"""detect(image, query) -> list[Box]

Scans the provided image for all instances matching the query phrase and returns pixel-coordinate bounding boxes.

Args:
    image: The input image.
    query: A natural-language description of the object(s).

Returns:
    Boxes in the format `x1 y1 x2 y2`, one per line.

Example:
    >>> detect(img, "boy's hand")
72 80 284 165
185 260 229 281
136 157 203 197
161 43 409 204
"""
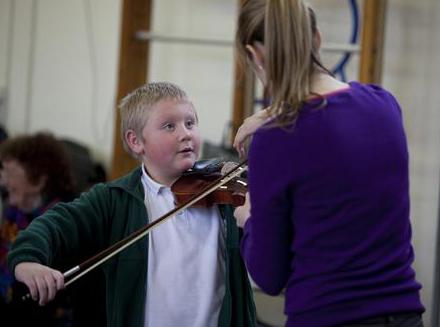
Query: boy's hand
234 192 251 228
15 262 65 306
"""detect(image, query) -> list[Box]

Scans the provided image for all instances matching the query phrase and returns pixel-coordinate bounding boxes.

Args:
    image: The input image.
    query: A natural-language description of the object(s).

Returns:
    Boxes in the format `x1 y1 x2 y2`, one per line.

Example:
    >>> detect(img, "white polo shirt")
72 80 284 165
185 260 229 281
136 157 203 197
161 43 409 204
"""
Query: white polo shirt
141 166 226 327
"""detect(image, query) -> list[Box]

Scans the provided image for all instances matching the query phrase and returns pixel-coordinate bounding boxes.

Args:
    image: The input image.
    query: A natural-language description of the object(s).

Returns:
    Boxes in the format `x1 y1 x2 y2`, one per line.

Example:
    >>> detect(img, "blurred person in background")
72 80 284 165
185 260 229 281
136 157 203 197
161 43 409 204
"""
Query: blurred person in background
0 125 8 225
0 132 75 326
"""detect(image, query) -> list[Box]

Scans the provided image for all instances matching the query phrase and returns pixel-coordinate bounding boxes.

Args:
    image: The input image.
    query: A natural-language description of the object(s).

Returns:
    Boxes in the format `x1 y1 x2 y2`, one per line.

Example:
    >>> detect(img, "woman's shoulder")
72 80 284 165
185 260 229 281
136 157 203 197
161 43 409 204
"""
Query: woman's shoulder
346 81 401 113
348 81 397 99
305 80 400 113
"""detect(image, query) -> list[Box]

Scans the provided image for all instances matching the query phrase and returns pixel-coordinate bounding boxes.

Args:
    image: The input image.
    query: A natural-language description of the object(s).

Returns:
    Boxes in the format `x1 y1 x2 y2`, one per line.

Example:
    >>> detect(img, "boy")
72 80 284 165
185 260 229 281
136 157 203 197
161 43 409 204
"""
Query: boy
8 82 256 327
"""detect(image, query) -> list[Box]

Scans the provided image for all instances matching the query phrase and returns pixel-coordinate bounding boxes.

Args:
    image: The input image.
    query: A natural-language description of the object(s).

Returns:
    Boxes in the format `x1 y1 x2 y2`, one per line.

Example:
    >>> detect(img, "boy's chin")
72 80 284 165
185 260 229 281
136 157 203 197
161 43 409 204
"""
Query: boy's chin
175 157 197 172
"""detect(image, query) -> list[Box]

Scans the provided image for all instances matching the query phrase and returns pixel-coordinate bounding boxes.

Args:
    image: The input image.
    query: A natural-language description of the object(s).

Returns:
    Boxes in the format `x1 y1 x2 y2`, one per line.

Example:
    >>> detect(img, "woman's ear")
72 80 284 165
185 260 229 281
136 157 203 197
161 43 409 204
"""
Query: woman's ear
313 28 322 50
125 130 143 155
245 41 265 71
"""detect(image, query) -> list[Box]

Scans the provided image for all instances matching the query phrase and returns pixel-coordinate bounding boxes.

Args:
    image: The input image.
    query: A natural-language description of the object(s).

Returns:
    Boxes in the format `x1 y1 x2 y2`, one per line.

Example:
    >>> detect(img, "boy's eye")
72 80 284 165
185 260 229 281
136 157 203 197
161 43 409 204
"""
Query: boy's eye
186 120 197 128
163 123 175 130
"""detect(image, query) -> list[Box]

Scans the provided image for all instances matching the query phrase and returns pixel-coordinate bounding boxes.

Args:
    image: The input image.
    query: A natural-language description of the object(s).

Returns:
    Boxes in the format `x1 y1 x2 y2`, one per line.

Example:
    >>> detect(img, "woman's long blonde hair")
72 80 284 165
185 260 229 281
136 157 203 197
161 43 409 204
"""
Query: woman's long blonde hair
236 0 330 126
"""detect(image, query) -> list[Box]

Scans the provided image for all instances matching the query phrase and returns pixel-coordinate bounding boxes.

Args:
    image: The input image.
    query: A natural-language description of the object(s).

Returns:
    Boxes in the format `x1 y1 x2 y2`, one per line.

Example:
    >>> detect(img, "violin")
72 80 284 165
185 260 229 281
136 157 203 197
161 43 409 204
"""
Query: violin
171 158 247 207
22 159 248 300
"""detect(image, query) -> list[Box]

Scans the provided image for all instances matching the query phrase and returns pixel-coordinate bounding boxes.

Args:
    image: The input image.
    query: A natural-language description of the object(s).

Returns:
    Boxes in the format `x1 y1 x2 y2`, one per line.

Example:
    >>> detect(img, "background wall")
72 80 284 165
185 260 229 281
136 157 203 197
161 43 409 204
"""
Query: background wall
0 0 121 167
149 0 238 148
384 2 440 326
0 0 438 326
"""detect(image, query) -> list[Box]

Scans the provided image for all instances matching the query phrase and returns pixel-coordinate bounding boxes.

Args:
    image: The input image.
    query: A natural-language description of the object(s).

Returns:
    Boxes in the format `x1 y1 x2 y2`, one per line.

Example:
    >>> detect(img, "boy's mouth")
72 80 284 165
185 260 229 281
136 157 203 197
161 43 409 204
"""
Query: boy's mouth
178 147 193 154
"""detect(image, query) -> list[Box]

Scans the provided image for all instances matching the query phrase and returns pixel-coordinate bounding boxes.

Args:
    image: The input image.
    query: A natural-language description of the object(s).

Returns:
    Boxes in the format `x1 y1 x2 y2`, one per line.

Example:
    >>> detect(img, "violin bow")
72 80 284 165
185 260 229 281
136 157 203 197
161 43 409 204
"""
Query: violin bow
23 160 248 300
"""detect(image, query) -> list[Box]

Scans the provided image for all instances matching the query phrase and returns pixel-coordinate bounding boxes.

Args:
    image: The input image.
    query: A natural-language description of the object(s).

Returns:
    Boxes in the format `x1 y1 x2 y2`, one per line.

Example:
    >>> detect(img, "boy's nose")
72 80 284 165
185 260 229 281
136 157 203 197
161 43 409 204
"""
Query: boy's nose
179 126 192 140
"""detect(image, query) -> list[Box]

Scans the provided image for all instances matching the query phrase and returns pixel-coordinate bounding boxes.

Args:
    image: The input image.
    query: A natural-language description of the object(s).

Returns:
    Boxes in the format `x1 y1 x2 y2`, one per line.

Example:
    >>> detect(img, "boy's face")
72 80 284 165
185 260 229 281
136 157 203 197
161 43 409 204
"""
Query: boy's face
135 98 201 186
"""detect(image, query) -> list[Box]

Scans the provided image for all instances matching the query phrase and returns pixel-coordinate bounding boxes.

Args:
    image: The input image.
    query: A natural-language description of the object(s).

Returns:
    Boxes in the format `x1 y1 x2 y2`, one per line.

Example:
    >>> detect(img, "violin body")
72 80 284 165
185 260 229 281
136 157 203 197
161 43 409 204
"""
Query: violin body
171 163 247 207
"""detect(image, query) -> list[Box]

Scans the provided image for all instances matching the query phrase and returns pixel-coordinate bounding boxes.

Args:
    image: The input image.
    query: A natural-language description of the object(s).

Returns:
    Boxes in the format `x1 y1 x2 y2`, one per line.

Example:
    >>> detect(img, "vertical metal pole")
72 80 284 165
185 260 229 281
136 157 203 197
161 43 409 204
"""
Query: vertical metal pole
359 0 387 85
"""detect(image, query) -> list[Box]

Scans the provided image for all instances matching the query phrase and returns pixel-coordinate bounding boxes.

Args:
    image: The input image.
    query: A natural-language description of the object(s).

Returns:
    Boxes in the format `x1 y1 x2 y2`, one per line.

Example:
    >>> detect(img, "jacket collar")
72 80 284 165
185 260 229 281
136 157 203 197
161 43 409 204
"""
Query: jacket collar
107 166 145 202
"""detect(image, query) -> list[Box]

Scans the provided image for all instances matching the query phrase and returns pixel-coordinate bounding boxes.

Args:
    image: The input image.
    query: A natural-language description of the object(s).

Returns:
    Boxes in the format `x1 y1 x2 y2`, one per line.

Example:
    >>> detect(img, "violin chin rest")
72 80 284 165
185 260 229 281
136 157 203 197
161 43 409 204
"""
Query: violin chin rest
187 158 224 175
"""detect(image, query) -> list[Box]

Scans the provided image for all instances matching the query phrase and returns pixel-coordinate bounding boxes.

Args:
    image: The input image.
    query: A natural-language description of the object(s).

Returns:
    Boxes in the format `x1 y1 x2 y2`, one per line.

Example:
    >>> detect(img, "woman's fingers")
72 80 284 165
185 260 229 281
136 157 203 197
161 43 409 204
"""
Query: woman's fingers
233 127 250 159
221 162 239 175
233 124 249 154
233 109 269 158
234 192 251 228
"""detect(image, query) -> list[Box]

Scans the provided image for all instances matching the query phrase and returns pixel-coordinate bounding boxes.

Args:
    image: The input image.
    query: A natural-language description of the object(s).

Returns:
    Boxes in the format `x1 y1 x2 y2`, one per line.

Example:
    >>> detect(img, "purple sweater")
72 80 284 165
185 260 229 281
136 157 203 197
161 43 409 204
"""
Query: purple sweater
242 82 424 327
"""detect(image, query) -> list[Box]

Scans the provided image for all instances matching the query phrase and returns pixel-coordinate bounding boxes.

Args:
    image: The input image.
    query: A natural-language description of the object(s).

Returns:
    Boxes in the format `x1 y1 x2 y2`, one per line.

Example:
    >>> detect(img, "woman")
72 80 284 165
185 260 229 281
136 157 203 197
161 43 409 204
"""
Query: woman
0 132 75 326
233 1 424 326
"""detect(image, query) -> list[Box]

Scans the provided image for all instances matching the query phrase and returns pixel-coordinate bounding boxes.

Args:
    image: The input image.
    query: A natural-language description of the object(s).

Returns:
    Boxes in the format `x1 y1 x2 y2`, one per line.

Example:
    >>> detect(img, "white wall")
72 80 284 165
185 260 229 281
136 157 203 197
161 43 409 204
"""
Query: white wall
383 1 440 325
0 0 439 325
148 0 238 147
0 0 122 169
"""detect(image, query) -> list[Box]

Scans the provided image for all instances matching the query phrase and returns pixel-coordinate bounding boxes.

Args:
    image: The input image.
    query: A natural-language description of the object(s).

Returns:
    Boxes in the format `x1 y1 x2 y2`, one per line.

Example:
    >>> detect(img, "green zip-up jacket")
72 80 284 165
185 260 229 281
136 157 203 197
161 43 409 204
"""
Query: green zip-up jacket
8 167 256 327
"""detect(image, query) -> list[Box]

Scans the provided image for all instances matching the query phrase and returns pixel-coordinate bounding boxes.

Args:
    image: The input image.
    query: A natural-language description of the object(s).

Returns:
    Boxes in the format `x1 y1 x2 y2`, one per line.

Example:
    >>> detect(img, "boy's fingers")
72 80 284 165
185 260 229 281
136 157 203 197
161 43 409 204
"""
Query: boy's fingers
35 277 48 305
44 274 57 302
28 280 38 301
53 270 65 290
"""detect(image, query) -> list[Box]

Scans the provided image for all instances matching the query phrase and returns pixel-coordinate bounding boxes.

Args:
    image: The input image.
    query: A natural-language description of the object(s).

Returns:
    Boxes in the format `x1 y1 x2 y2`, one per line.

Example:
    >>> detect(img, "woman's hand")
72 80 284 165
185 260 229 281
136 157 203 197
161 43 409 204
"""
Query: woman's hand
234 192 251 228
15 262 65 306
233 109 270 158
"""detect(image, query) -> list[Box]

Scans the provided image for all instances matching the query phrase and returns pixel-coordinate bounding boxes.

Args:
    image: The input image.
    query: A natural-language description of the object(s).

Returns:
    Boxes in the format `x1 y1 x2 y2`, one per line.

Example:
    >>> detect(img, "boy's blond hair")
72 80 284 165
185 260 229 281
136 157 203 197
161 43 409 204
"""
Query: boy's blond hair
119 82 188 158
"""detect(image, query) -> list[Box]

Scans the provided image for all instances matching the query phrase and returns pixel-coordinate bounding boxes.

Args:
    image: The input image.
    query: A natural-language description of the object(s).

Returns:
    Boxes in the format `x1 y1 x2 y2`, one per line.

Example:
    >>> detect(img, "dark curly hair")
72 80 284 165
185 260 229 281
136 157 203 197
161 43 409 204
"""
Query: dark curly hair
0 132 74 200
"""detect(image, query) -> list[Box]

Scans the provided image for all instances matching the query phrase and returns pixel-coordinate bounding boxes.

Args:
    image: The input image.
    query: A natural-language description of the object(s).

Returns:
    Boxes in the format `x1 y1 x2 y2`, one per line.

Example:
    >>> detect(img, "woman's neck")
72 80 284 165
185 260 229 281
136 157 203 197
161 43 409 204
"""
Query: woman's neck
310 72 349 97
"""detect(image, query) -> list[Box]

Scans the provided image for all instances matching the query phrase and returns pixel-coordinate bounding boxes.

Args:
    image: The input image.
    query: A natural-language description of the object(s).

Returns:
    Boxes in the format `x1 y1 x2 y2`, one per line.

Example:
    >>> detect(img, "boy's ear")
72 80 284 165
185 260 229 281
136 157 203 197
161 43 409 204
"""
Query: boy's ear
125 130 143 155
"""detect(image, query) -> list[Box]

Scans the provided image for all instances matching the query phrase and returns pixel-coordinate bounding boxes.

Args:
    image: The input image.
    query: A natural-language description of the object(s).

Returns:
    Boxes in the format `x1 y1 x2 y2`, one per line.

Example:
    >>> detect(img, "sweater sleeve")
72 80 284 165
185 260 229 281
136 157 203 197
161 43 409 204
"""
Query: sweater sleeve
8 183 111 273
241 129 294 295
